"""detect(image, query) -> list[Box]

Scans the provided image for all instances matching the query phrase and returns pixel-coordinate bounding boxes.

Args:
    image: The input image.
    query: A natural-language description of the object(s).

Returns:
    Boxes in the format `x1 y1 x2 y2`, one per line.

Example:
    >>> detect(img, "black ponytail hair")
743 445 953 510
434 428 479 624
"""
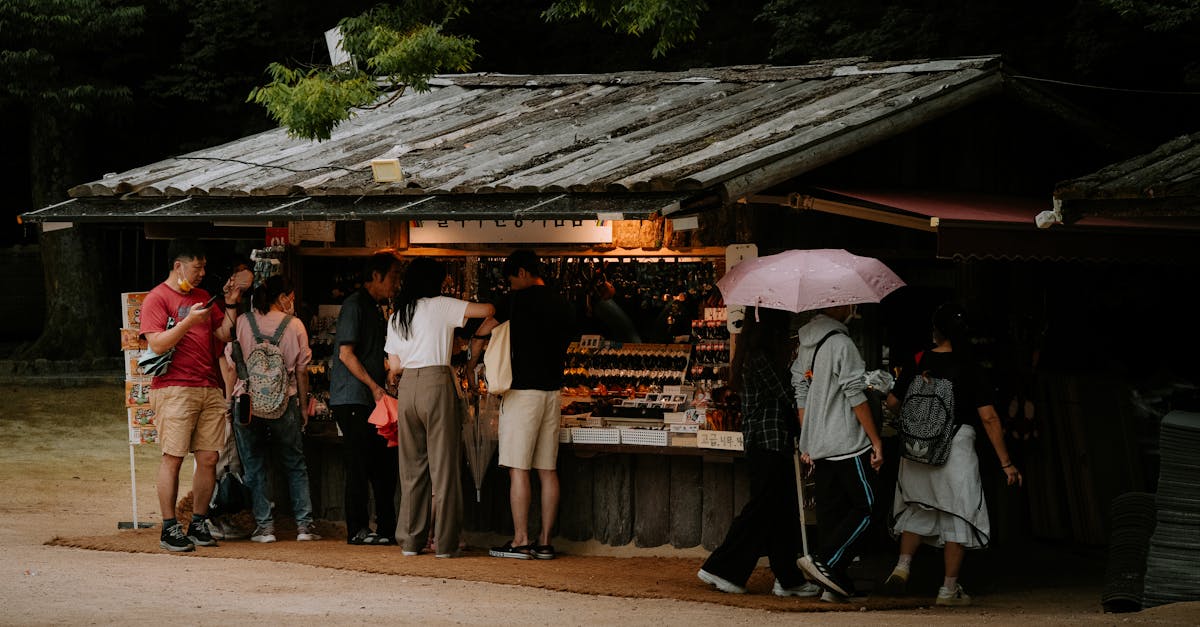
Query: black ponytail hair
252 275 293 315
729 306 793 394
392 257 446 338
932 302 970 350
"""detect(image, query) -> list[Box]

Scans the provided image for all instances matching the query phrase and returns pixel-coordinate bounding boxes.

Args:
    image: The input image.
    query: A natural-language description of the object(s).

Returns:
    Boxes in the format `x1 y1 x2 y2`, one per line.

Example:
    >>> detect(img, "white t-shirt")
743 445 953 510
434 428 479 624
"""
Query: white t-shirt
384 296 470 369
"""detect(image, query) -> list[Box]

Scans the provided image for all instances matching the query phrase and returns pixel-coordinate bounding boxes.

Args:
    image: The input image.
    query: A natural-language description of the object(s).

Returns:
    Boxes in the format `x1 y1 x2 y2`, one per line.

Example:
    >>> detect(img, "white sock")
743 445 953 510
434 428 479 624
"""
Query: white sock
943 576 958 591
896 555 913 571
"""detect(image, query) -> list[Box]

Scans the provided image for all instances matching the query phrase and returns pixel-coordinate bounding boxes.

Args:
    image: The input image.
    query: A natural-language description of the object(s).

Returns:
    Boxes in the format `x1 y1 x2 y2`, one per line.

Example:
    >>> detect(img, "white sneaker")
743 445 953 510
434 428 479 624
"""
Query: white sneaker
936 584 972 606
883 564 910 595
296 524 321 541
820 590 849 603
697 569 746 594
250 525 276 543
773 580 821 597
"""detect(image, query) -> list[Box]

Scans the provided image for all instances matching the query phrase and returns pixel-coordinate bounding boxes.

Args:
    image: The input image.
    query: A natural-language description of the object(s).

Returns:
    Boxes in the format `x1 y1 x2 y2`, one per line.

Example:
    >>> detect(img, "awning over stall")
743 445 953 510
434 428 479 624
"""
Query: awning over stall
791 187 1200 262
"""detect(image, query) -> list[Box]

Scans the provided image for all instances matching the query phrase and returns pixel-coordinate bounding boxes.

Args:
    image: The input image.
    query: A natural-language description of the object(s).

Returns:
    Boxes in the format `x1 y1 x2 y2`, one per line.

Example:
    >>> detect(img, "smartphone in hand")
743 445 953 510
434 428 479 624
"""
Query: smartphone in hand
202 292 222 309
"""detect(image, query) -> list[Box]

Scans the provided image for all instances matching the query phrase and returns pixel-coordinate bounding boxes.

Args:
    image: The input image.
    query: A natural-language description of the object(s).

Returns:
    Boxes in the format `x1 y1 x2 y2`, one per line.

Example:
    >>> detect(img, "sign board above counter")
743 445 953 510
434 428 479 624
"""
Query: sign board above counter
409 219 613 244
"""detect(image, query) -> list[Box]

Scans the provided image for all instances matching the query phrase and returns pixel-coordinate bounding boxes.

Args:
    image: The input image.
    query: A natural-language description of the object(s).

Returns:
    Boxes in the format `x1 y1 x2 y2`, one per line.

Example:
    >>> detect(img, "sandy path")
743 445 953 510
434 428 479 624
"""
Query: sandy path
1 384 1196 625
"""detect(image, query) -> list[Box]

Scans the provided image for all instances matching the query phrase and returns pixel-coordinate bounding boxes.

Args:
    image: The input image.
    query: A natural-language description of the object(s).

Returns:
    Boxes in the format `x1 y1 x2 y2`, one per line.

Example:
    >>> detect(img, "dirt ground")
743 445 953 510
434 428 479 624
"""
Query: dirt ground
1 383 1197 626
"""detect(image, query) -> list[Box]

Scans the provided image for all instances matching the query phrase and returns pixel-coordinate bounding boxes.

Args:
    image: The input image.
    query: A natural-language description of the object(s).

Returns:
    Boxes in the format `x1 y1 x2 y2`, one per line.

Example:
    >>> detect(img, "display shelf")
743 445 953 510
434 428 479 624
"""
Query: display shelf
564 441 742 458
563 341 690 392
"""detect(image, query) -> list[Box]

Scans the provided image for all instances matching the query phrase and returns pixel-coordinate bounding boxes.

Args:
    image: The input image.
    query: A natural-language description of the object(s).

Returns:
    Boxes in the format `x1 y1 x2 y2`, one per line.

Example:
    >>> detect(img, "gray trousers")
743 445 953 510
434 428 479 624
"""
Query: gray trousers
395 366 463 555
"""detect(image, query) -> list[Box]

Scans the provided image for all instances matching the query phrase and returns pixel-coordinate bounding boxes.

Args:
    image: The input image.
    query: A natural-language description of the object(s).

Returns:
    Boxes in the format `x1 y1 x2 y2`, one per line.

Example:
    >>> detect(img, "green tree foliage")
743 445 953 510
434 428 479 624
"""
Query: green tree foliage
0 0 144 112
1102 0 1199 31
249 1 477 141
250 0 717 140
248 63 379 142
1 0 148 359
542 0 708 58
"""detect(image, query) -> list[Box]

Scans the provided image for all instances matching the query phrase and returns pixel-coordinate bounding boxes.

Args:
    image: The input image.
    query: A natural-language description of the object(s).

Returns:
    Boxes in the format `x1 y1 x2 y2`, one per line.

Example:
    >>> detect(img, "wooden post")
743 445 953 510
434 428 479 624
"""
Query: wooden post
633 455 670 547
701 458 735 550
592 454 633 546
669 456 703 548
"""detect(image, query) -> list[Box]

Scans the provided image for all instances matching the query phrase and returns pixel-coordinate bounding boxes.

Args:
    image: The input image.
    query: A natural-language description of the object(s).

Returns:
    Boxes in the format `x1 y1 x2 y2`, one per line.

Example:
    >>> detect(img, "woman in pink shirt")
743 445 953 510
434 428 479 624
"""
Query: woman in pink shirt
232 275 318 544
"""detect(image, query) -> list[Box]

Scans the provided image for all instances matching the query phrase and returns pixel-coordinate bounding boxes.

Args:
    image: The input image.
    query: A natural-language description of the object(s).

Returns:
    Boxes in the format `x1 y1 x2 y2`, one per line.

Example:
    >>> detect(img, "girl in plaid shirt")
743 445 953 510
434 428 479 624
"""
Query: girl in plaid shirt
697 307 820 598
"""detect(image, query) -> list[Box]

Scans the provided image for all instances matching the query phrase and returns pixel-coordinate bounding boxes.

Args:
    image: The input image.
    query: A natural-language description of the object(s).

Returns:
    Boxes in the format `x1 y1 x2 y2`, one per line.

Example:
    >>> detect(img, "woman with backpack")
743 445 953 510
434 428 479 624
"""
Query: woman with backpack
882 303 1023 606
385 257 494 558
232 275 319 544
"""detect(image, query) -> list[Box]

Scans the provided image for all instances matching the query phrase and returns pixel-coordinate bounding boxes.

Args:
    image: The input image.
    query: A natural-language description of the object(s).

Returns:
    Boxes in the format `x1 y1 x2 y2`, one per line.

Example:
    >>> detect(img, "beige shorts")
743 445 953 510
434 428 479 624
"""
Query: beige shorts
151 386 227 457
498 389 562 470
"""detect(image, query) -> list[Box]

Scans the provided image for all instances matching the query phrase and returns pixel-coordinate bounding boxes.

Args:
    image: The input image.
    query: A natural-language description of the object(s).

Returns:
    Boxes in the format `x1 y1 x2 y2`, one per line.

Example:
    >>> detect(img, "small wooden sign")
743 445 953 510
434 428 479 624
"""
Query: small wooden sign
697 429 744 451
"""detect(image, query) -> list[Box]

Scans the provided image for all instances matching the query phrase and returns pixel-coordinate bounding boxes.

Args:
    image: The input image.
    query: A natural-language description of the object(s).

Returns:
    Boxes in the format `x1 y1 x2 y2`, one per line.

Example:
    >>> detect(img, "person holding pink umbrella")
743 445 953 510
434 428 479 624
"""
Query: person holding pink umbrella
792 303 884 601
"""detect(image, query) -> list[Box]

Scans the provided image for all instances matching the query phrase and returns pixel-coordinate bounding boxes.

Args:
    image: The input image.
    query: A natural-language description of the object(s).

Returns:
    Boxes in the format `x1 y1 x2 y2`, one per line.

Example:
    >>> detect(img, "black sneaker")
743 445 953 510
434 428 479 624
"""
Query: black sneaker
797 555 854 598
187 519 219 547
160 522 195 552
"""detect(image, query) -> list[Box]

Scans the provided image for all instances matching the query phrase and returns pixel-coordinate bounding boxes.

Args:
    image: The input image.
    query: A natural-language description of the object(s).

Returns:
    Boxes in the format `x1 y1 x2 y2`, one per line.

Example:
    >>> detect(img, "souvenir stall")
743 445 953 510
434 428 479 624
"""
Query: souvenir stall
279 215 772 550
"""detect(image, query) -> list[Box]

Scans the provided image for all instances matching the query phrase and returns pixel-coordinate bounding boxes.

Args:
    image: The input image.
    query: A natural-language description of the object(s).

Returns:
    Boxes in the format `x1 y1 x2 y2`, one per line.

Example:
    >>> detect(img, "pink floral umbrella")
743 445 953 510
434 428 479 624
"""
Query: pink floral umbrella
716 248 905 313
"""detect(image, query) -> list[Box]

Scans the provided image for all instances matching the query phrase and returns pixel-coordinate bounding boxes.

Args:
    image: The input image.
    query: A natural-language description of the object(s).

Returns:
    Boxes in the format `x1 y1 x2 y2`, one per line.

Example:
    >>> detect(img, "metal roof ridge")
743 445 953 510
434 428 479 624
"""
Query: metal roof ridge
424 55 1002 86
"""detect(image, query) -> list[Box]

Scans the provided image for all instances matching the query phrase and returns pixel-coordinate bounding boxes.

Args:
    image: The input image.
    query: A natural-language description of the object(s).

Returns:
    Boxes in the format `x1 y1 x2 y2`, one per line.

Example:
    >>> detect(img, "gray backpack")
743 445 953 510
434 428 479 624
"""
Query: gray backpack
897 352 959 465
244 313 293 419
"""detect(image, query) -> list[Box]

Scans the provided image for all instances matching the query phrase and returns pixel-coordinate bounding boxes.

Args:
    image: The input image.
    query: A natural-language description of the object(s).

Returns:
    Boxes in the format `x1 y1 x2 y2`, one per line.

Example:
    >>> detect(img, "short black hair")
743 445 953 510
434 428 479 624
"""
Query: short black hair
364 251 399 282
502 249 542 278
167 238 206 264
932 302 969 342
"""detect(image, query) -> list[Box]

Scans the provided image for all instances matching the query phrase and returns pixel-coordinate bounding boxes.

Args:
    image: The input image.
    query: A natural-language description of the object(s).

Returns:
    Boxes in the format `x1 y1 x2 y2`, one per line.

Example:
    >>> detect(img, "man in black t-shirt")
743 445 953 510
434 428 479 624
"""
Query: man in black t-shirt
329 252 401 546
468 250 575 560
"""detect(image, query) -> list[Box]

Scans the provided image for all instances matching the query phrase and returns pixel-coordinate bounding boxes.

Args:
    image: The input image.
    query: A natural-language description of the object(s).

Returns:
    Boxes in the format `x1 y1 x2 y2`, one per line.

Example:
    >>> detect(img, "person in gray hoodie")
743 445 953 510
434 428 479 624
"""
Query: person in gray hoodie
791 304 883 600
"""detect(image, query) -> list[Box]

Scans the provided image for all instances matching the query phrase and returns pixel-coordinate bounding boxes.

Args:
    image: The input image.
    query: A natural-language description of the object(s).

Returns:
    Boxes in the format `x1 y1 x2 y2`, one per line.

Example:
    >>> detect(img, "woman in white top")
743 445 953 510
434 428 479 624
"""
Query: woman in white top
385 257 494 557
232 275 318 543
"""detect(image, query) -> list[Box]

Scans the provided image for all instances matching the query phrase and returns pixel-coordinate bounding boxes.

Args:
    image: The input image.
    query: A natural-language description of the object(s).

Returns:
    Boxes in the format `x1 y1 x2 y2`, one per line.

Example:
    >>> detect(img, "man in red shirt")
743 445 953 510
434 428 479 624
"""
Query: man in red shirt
140 239 248 552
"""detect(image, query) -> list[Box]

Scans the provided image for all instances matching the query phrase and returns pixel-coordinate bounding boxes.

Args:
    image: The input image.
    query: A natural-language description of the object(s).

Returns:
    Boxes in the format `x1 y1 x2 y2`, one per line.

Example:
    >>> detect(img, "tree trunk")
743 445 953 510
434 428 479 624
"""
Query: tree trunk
18 111 113 360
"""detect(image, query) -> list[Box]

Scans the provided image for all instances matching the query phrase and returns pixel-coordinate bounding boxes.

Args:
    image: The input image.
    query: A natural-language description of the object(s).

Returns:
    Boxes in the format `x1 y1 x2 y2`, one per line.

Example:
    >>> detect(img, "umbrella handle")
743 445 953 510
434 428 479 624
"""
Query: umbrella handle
794 447 810 557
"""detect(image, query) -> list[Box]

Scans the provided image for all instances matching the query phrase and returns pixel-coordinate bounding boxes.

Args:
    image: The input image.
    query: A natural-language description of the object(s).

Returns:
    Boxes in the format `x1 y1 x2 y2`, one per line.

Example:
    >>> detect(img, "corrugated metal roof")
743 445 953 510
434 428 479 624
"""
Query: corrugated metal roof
1054 130 1200 220
62 56 1002 203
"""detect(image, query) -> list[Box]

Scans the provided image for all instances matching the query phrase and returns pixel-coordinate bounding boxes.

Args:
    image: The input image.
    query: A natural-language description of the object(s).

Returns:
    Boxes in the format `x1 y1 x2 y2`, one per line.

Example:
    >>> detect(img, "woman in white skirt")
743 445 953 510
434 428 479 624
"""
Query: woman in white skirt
883 303 1023 606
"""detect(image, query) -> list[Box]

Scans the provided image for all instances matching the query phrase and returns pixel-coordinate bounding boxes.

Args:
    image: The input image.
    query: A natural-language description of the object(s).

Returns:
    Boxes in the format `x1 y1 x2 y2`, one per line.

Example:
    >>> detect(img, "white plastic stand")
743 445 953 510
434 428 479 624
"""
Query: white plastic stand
118 440 153 529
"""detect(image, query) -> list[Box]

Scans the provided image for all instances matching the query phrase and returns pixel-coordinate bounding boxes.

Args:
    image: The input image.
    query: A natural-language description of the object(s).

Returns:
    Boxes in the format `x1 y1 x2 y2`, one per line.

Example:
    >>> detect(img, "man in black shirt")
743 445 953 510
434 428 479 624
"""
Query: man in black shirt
329 252 401 545
469 250 575 560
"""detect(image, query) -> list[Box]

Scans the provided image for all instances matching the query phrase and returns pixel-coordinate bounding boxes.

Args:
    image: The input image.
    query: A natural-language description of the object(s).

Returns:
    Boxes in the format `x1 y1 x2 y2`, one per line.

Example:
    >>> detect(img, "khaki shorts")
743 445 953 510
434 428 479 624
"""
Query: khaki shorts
151 386 227 457
498 389 561 470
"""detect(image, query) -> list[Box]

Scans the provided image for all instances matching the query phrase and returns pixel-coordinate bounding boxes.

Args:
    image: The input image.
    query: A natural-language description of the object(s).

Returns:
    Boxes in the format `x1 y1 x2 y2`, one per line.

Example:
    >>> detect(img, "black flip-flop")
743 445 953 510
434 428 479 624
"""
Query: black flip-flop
531 544 556 560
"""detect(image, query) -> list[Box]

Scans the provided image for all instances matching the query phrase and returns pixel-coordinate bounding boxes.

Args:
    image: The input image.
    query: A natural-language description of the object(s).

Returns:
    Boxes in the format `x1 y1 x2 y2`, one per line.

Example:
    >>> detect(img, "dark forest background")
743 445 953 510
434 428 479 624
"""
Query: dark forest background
1 0 1197 358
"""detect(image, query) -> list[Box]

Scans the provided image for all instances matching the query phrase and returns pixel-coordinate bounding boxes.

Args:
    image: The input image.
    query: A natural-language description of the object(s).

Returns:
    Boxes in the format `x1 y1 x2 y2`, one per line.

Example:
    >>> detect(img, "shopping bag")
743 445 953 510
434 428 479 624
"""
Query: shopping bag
208 469 251 517
482 321 513 395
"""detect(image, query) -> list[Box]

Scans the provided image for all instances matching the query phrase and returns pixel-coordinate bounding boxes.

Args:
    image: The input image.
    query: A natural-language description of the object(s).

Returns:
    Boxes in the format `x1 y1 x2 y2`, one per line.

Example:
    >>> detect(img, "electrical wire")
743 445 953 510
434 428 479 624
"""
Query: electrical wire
179 156 356 173
1011 74 1200 96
